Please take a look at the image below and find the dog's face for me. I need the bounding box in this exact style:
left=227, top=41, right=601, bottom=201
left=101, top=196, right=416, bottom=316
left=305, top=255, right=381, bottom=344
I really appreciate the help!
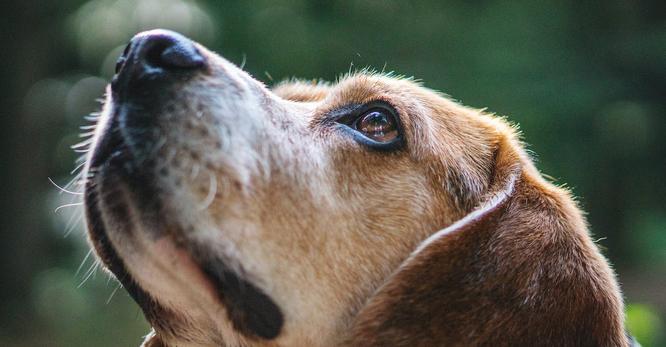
left=84, top=30, right=626, bottom=347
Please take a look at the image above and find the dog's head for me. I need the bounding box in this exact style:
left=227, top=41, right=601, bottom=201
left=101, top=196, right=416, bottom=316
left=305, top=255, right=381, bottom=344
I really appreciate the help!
left=83, top=30, right=627, bottom=346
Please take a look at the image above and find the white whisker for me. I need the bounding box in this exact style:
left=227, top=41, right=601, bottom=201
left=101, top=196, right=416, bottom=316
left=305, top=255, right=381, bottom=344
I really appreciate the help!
left=78, top=130, right=96, bottom=138
left=239, top=53, right=247, bottom=70
left=69, top=162, right=86, bottom=175
left=48, top=177, right=83, bottom=195
left=106, top=282, right=123, bottom=304
left=54, top=202, right=83, bottom=213
left=75, top=249, right=94, bottom=277
left=78, top=261, right=99, bottom=288
left=63, top=206, right=84, bottom=238
left=198, top=171, right=217, bottom=211
left=71, top=138, right=93, bottom=149
left=63, top=172, right=84, bottom=192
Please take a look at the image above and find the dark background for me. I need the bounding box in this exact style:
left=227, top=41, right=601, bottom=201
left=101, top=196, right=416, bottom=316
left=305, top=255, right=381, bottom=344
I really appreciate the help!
left=1, top=1, right=664, bottom=346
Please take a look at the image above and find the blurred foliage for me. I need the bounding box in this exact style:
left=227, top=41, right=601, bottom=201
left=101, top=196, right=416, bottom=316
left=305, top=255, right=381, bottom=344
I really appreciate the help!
left=1, top=0, right=664, bottom=346
left=627, top=303, right=665, bottom=347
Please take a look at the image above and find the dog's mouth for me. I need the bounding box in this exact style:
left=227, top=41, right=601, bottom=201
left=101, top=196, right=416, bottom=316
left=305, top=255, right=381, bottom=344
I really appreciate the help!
left=84, top=97, right=283, bottom=342
left=85, top=121, right=284, bottom=341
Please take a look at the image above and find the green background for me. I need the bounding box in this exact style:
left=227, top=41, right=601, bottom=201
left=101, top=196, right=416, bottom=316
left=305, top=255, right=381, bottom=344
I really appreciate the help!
left=1, top=0, right=664, bottom=346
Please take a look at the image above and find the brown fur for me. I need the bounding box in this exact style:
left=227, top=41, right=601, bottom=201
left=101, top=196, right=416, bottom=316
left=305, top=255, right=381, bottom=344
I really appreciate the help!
left=85, top=31, right=628, bottom=346
left=346, top=129, right=626, bottom=346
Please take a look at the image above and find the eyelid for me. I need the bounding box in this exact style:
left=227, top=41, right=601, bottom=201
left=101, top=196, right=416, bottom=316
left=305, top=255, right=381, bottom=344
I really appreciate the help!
left=328, top=101, right=399, bottom=126
left=326, top=104, right=363, bottom=125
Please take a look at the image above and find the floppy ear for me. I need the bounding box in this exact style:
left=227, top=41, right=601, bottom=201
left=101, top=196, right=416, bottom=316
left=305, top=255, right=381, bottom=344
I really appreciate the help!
left=348, top=133, right=628, bottom=346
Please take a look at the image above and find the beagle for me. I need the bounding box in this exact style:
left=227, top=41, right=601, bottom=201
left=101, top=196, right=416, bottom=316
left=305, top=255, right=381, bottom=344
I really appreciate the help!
left=82, top=30, right=631, bottom=346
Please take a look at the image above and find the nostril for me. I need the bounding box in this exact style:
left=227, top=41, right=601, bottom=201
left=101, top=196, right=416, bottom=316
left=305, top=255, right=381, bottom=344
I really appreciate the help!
left=115, top=56, right=126, bottom=75
left=115, top=42, right=133, bottom=75
left=160, top=42, right=205, bottom=69
left=121, top=40, right=133, bottom=59
left=142, top=35, right=205, bottom=70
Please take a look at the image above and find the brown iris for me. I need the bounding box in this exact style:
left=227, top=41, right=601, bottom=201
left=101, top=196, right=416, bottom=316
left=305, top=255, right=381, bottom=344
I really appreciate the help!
left=355, top=109, right=399, bottom=142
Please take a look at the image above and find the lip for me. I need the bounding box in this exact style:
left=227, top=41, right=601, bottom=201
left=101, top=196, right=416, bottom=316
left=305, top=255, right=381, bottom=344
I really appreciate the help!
left=83, top=102, right=186, bottom=330
left=84, top=102, right=284, bottom=340
left=83, top=168, right=166, bottom=318
left=150, top=237, right=285, bottom=339
left=86, top=164, right=284, bottom=339
left=195, top=250, right=284, bottom=339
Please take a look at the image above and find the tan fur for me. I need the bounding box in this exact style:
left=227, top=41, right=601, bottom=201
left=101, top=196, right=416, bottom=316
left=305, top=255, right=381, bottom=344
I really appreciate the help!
left=273, top=79, right=331, bottom=102
left=85, top=34, right=628, bottom=347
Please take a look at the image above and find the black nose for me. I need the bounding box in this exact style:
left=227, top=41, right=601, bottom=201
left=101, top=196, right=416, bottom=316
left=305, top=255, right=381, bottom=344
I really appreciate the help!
left=114, top=29, right=205, bottom=82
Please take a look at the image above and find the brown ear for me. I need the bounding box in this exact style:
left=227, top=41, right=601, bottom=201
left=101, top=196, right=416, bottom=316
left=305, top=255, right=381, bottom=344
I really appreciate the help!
left=348, top=134, right=628, bottom=346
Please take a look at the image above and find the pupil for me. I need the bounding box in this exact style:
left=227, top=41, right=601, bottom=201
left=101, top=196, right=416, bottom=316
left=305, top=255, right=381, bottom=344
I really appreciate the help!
left=367, top=112, right=388, bottom=131
left=357, top=109, right=398, bottom=142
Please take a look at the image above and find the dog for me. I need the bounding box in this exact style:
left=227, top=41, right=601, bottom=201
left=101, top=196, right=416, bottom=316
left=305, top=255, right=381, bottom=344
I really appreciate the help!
left=82, top=29, right=631, bottom=346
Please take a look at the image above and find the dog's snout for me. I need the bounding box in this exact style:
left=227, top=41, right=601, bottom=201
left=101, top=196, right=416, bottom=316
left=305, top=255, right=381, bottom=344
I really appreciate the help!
left=114, top=29, right=205, bottom=89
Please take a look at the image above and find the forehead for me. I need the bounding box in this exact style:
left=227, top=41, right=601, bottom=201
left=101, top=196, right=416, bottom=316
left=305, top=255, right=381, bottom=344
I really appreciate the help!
left=320, top=74, right=432, bottom=114
left=274, top=74, right=441, bottom=112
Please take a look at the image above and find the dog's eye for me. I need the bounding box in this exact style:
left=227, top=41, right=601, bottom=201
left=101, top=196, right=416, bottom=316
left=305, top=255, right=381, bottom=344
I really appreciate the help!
left=354, top=109, right=399, bottom=142
left=331, top=102, right=403, bottom=150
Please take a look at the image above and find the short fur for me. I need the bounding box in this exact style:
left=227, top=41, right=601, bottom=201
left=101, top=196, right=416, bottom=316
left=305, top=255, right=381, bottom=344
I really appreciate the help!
left=83, top=30, right=628, bottom=346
